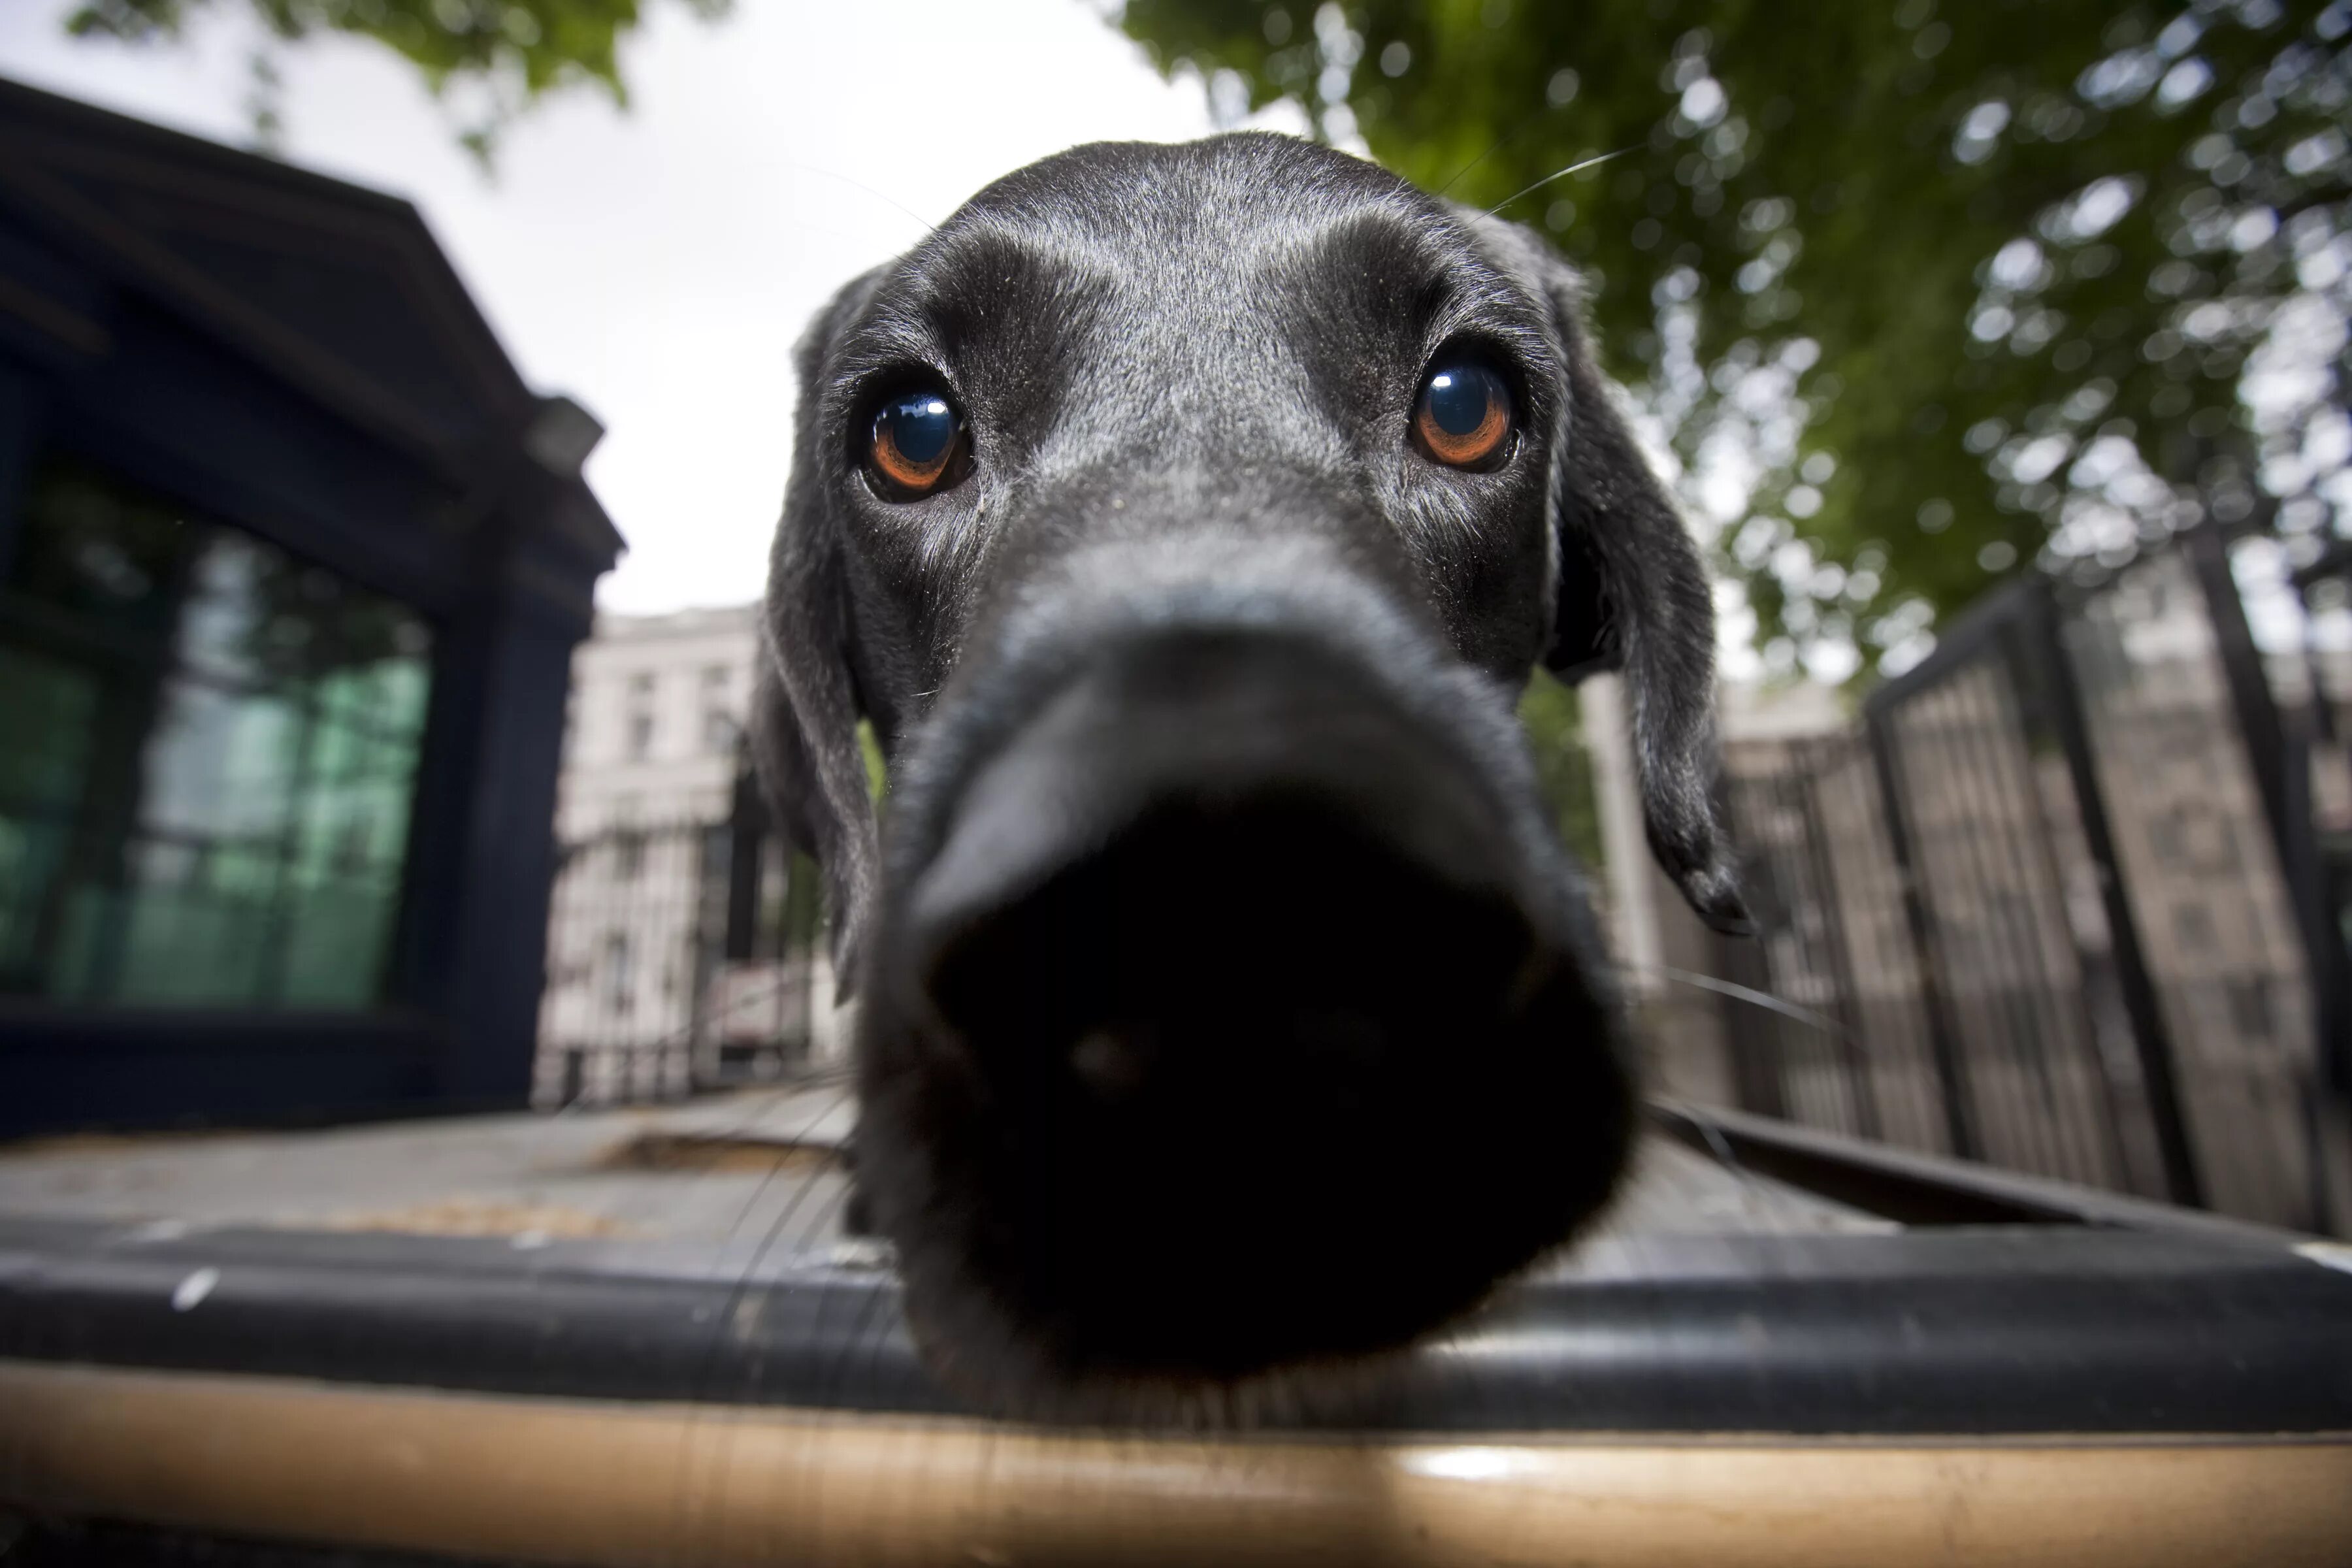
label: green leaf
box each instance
[1115,0,2352,681]
[63,0,734,163]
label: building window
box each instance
[704,708,738,755]
[0,460,433,1009]
[620,670,658,762]
[701,664,730,694]
[612,829,645,881]
[602,930,634,1017]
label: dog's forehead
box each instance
[957,133,1414,244]
[888,135,1531,348]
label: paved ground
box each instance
[0,1083,861,1273]
[0,1082,1889,1279]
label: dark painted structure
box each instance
[0,78,621,1135]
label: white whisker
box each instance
[1482,146,1639,220]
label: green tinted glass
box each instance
[0,461,433,1009]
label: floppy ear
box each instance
[1473,217,1750,935]
[751,268,887,990]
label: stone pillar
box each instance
[1578,672,1737,1105]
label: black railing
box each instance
[532,766,827,1108]
[1717,532,2351,1235]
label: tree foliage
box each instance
[1518,668,1605,871]
[65,0,727,161]
[1117,0,2352,679]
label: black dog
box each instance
[753,133,1745,1418]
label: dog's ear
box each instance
[1543,268,1750,934]
[1471,216,1750,936]
[752,267,887,991]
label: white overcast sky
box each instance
[0,1,1249,613]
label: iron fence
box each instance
[533,769,830,1107]
[524,532,2347,1229]
[1717,531,2350,1234]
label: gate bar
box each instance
[2023,585,2204,1209]
[1862,706,1980,1163]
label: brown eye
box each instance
[869,390,970,498]
[1411,361,1514,469]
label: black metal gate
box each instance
[1718,533,2349,1233]
[533,762,828,1107]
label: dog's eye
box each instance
[1411,361,1513,470]
[869,390,970,498]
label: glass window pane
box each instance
[0,644,99,812]
[0,458,435,1011]
[278,874,403,1007]
[3,467,196,638]
[139,677,304,843]
[293,734,418,879]
[109,840,280,1006]
[176,531,273,683]
[0,645,99,987]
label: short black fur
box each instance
[753,133,1744,1419]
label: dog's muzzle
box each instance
[858,613,1633,1396]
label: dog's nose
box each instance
[872,628,1631,1386]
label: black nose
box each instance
[862,627,1632,1392]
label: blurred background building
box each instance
[0,80,616,1136]
[557,604,757,839]
[535,604,840,1107]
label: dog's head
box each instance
[753,133,1744,1415]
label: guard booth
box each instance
[0,78,622,1137]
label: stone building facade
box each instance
[535,606,847,1106]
